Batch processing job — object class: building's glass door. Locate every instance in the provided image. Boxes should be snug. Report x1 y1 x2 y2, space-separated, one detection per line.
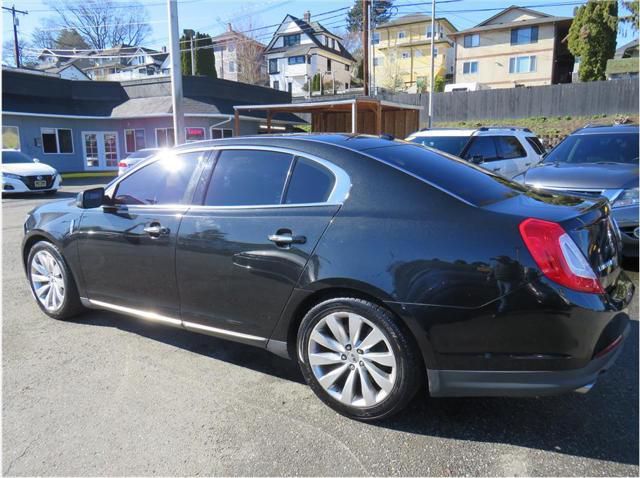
82 132 119 170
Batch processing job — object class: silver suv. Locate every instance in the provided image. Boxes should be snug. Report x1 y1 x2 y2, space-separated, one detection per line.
406 127 545 178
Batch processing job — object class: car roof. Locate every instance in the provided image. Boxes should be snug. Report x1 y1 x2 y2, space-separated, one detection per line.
572 124 639 135
407 127 535 138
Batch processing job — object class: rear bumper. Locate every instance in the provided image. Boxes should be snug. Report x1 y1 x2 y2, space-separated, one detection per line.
428 322 629 397
613 206 638 257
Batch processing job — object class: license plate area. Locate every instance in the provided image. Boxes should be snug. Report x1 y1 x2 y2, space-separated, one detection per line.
34 180 47 188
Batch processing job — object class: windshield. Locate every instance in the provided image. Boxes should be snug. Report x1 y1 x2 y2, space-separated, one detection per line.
408 136 470 156
2 151 32 164
544 132 639 164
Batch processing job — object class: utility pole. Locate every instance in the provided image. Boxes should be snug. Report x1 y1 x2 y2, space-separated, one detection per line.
428 0 436 128
168 0 185 145
368 1 374 95
2 5 28 68
362 0 369 96
184 29 196 75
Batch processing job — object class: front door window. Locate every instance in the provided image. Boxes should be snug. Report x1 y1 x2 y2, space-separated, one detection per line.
82 132 119 170
104 133 118 167
84 133 99 168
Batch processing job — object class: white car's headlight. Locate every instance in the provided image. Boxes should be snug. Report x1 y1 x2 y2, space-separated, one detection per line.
613 188 639 208
2 172 22 180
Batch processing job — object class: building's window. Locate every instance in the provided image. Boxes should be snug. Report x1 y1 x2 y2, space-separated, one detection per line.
156 128 175 148
204 149 293 206
509 55 537 73
331 38 336 49
269 58 279 74
511 26 538 45
228 61 236 72
41 128 73 154
345 64 350 71
288 55 305 65
401 51 410 59
464 33 480 48
345 82 349 89
288 82 292 93
211 128 233 139
284 157 335 204
124 129 146 153
462 61 478 74
273 80 280 90
185 127 205 142
2 126 20 150
397 31 406 40
283 34 300 47
415 49 423 57
372 32 380 44
228 43 235 53
138 68 146 73
137 55 144 64
433 47 438 57
327 58 332 71
373 57 382 67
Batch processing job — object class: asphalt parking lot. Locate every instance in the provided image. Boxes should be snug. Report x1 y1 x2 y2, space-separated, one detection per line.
2 180 639 477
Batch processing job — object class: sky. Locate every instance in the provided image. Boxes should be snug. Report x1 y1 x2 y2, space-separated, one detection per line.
2 0 638 57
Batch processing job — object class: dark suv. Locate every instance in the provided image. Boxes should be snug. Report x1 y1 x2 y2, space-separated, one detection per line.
515 125 639 257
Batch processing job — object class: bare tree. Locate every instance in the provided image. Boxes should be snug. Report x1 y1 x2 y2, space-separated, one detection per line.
42 0 151 49
233 16 269 86
3 38 38 67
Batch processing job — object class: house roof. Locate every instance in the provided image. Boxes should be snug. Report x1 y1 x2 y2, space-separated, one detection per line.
1 68 302 123
615 38 639 59
449 14 571 36
210 29 266 48
476 5 550 27
374 14 458 32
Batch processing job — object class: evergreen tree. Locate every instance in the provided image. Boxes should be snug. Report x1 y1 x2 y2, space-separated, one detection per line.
180 31 217 77
347 0 394 32
568 0 618 81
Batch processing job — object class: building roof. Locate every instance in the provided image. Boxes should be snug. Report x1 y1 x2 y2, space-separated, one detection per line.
615 38 639 59
374 14 458 32
1 69 302 123
449 14 571 36
476 5 551 27
606 57 639 76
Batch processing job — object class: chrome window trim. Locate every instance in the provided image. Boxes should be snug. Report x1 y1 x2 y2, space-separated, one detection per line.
106 145 351 209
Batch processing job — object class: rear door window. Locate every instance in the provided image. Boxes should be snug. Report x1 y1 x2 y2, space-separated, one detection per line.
204 149 293 206
525 136 545 155
284 157 335 204
464 137 499 162
495 136 527 159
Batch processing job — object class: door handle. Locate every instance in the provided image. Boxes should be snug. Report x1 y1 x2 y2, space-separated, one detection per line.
268 232 306 246
144 223 170 237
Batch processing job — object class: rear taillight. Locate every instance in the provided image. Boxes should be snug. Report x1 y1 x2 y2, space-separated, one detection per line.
118 162 127 168
519 218 603 294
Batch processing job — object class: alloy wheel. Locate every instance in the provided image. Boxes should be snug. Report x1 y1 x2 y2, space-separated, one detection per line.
30 250 65 312
307 312 397 407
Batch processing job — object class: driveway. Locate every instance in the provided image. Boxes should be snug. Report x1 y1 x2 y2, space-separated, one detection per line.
3 180 638 476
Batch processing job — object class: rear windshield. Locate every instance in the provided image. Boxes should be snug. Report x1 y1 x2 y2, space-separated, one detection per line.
366 143 526 206
408 136 469 156
544 132 639 164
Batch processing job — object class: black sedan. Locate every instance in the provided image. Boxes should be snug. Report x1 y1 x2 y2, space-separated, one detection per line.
22 134 634 420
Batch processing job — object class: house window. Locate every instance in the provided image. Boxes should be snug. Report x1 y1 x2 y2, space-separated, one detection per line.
462 61 478 74
397 31 406 40
155 128 175 148
373 57 382 67
228 44 235 53
269 58 279 74
464 33 480 48
2 126 20 150
307 55 312 64
185 127 205 142
433 47 438 57
273 80 280 90
415 49 423 57
41 128 73 154
509 55 537 73
137 55 144 64
345 64 350 71
327 59 332 71
283 34 300 47
211 128 233 139
331 38 336 49
401 52 410 59
228 61 236 72
288 82 292 93
511 26 538 45
372 32 380 44
124 129 146 153
288 55 305 65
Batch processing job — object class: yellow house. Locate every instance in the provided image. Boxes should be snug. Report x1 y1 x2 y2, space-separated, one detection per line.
372 14 458 92
449 6 574 89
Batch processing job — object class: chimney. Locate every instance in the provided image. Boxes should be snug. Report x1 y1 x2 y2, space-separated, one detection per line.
162 46 167 53
227 22 233 32
303 10 311 22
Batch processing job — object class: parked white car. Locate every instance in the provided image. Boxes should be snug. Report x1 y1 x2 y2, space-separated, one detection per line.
406 127 546 178
2 150 61 194
118 148 163 176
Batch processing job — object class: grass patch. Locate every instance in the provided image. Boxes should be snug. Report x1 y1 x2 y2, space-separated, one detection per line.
61 171 118 179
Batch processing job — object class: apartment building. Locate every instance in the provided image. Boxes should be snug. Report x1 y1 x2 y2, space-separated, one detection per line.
449 6 574 89
372 14 457 92
264 11 354 97
212 24 268 85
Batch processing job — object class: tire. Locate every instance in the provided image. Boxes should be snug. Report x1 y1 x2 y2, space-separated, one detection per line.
297 297 423 421
26 241 85 320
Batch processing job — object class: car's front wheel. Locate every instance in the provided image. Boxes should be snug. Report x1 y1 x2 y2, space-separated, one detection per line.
297 297 422 421
27 241 84 320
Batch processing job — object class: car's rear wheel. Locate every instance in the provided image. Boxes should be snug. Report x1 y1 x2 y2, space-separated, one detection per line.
297 297 422 421
27 241 84 320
